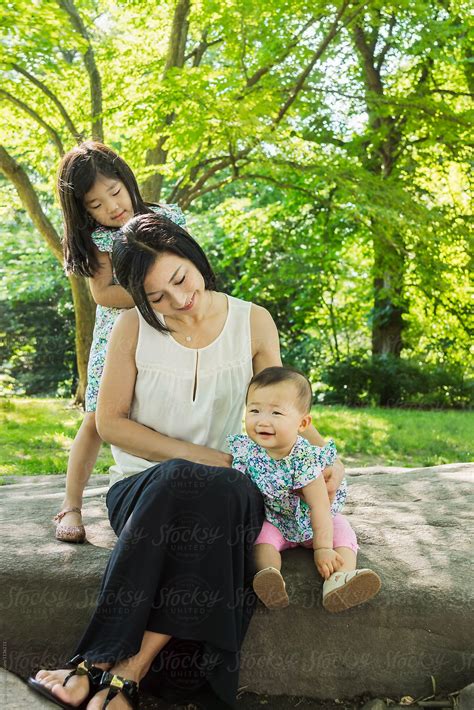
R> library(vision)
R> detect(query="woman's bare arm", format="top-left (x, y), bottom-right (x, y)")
top-left (250, 304), bottom-right (282, 373)
top-left (96, 309), bottom-right (231, 467)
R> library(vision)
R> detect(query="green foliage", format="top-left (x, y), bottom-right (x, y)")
top-left (320, 354), bottom-right (473, 409)
top-left (0, 0), bottom-right (472, 406)
top-left (0, 214), bottom-right (76, 396)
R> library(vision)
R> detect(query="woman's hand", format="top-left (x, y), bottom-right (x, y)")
top-left (323, 458), bottom-right (345, 503)
top-left (314, 548), bottom-right (344, 580)
top-left (192, 447), bottom-right (233, 469)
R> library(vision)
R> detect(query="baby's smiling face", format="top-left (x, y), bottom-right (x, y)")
top-left (245, 381), bottom-right (311, 459)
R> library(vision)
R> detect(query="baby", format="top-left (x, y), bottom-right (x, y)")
top-left (227, 366), bottom-right (381, 612)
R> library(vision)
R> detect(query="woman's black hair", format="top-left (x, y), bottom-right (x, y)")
top-left (113, 213), bottom-right (217, 334)
top-left (57, 141), bottom-right (153, 276)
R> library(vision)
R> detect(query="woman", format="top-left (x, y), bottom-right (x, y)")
top-left (29, 213), bottom-right (345, 710)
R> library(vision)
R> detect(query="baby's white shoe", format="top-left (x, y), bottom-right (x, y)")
top-left (253, 567), bottom-right (289, 609)
top-left (322, 568), bottom-right (381, 613)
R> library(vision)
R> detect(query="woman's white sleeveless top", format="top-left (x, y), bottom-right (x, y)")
top-left (109, 295), bottom-right (253, 486)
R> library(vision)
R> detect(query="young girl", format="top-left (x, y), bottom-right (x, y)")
top-left (53, 141), bottom-right (186, 543)
top-left (227, 366), bottom-right (382, 612)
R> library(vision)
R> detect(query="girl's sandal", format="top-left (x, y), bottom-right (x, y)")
top-left (54, 507), bottom-right (86, 544)
top-left (27, 655), bottom-right (106, 709)
top-left (322, 568), bottom-right (381, 613)
top-left (98, 670), bottom-right (140, 709)
top-left (253, 567), bottom-right (289, 609)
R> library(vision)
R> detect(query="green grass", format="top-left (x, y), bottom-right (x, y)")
top-left (311, 404), bottom-right (473, 467)
top-left (0, 397), bottom-right (113, 479)
top-left (0, 397), bottom-right (472, 479)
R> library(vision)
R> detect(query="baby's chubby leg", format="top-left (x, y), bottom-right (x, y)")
top-left (334, 545), bottom-right (357, 571)
top-left (322, 514), bottom-right (381, 612)
top-left (254, 542), bottom-right (282, 571)
top-left (252, 521), bottom-right (293, 609)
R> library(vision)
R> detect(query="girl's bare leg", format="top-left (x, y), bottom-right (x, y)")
top-left (33, 631), bottom-right (171, 709)
top-left (59, 411), bottom-right (102, 527)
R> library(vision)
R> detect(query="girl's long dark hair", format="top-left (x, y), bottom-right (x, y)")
top-left (57, 141), bottom-right (153, 276)
top-left (113, 213), bottom-right (217, 334)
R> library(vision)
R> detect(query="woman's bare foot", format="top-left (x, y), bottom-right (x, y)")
top-left (33, 667), bottom-right (90, 707)
top-left (86, 661), bottom-right (140, 709)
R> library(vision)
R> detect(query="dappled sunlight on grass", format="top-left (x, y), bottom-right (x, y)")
top-left (0, 397), bottom-right (114, 477)
top-left (311, 405), bottom-right (472, 467)
top-left (40, 432), bottom-right (75, 449)
top-left (1, 397), bottom-right (471, 476)
top-left (0, 464), bottom-right (16, 477)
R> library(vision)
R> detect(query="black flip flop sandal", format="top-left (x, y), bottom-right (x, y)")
top-left (27, 654), bottom-right (105, 709)
top-left (98, 670), bottom-right (140, 709)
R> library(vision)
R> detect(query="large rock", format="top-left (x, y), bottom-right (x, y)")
top-left (1, 464), bottom-right (473, 701)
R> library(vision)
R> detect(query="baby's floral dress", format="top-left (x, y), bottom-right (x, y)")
top-left (84, 204), bottom-right (186, 412)
top-left (227, 435), bottom-right (346, 543)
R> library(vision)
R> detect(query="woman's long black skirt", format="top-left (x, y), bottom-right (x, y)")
top-left (74, 459), bottom-right (264, 708)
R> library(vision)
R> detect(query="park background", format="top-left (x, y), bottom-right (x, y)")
top-left (0, 0), bottom-right (472, 478)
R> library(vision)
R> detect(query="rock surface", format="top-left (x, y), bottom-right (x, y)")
top-left (1, 464), bottom-right (473, 702)
top-left (459, 682), bottom-right (474, 710)
top-left (0, 668), bottom-right (54, 709)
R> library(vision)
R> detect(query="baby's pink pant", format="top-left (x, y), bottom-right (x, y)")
top-left (255, 514), bottom-right (359, 553)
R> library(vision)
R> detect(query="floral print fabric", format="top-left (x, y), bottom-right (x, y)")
top-left (227, 434), bottom-right (346, 542)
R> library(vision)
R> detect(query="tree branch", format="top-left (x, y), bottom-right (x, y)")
top-left (232, 172), bottom-right (317, 198)
top-left (0, 89), bottom-right (64, 155)
top-left (181, 176), bottom-right (235, 208)
top-left (184, 31), bottom-right (223, 67)
top-left (353, 23), bottom-right (384, 96)
top-left (11, 63), bottom-right (83, 142)
top-left (275, 0), bottom-right (367, 125)
top-left (0, 145), bottom-right (63, 261)
top-left (244, 15), bottom-right (319, 90)
top-left (180, 167), bottom-right (321, 208)
top-left (57, 0), bottom-right (103, 141)
top-left (166, 3), bottom-right (366, 207)
top-left (375, 13), bottom-right (396, 72)
top-left (171, 147), bottom-right (253, 205)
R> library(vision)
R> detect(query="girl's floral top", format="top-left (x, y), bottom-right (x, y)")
top-left (84, 204), bottom-right (186, 412)
top-left (227, 434), bottom-right (346, 543)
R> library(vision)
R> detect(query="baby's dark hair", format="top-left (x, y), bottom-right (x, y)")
top-left (57, 141), bottom-right (153, 276)
top-left (113, 212), bottom-right (216, 335)
top-left (246, 366), bottom-right (313, 413)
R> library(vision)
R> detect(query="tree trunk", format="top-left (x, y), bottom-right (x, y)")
top-left (352, 22), bottom-right (406, 359)
top-left (142, 0), bottom-right (190, 201)
top-left (68, 276), bottom-right (96, 404)
top-left (371, 233), bottom-right (405, 357)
